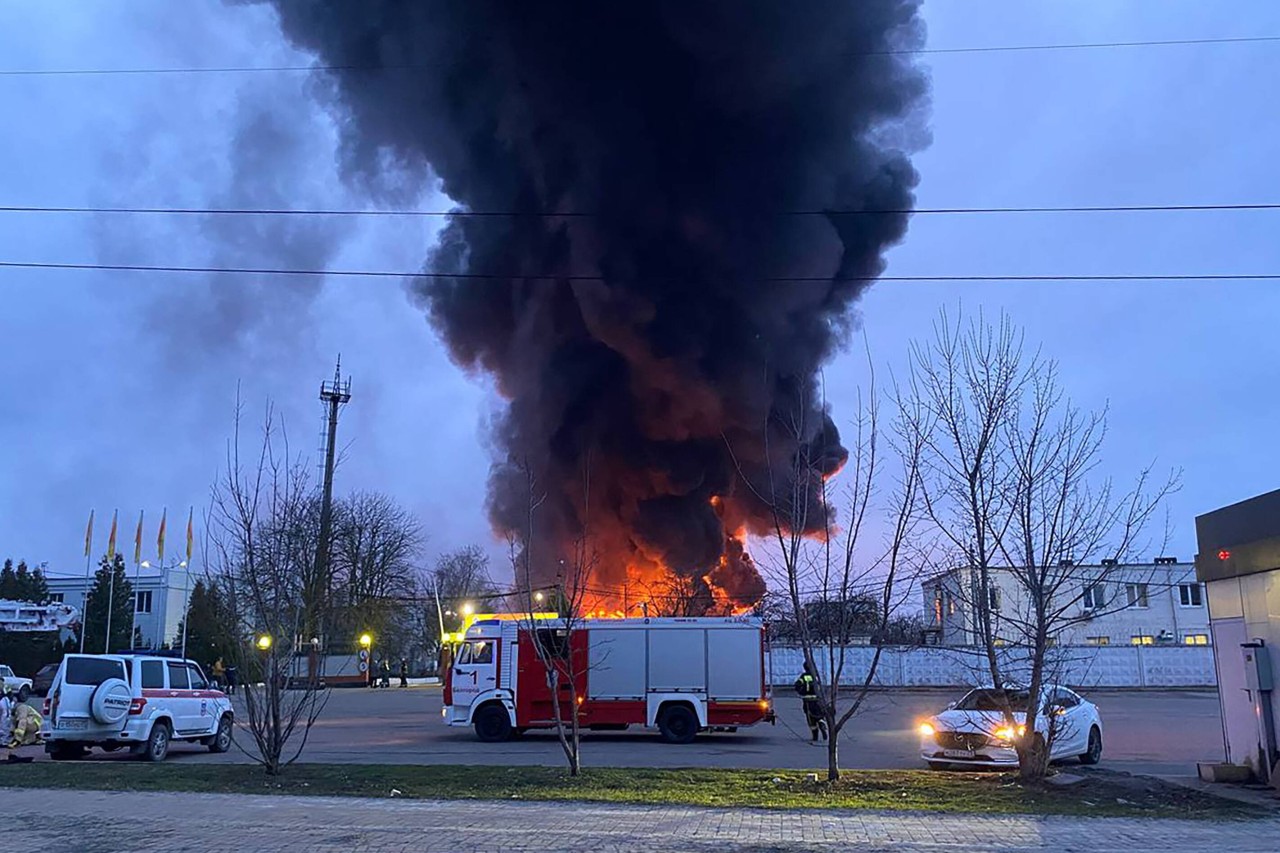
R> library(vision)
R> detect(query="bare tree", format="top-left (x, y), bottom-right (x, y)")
top-left (331, 490), bottom-right (423, 644)
top-left (510, 457), bottom-right (597, 776)
top-left (746, 378), bottom-right (927, 782)
top-left (207, 400), bottom-right (330, 775)
top-left (901, 309), bottom-right (1178, 780)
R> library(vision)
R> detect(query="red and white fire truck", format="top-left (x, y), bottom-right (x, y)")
top-left (442, 615), bottom-right (774, 743)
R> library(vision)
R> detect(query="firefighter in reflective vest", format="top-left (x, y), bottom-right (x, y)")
top-left (794, 663), bottom-right (828, 742)
top-left (4, 686), bottom-right (41, 763)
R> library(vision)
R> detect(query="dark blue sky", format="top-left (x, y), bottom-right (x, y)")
top-left (2, 1), bottom-right (1278, 585)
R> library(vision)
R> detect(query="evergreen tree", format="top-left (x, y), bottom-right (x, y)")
top-left (78, 554), bottom-right (134, 654)
top-left (13, 560), bottom-right (50, 604)
top-left (177, 579), bottom-right (236, 669)
top-left (0, 559), bottom-right (15, 598)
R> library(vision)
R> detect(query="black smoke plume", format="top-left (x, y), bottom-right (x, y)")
top-left (259, 0), bottom-right (930, 611)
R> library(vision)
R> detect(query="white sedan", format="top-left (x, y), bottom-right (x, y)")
top-left (0, 664), bottom-right (33, 702)
top-left (918, 685), bottom-right (1103, 769)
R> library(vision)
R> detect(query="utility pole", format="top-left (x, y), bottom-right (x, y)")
top-left (309, 357), bottom-right (351, 653)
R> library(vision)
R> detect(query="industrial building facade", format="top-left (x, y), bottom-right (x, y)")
top-left (46, 565), bottom-right (195, 649)
top-left (923, 560), bottom-right (1210, 648)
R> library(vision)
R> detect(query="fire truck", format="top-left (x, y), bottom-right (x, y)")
top-left (442, 615), bottom-right (774, 743)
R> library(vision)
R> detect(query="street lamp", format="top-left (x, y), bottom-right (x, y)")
top-left (534, 592), bottom-right (545, 604)
top-left (256, 634), bottom-right (273, 651)
top-left (461, 602), bottom-right (474, 616)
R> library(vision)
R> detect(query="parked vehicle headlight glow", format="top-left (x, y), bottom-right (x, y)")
top-left (994, 725), bottom-right (1025, 742)
top-left (918, 722), bottom-right (935, 737)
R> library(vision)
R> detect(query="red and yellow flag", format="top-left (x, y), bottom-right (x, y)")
top-left (185, 507), bottom-right (194, 563)
top-left (84, 509), bottom-right (95, 558)
top-left (157, 508), bottom-right (167, 563)
top-left (107, 510), bottom-right (118, 561)
top-left (134, 510), bottom-right (144, 565)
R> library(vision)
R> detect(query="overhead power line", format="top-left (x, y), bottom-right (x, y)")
top-left (2, 260), bottom-right (1277, 284)
top-left (2, 34), bottom-right (1278, 77)
top-left (3, 203), bottom-right (1279, 218)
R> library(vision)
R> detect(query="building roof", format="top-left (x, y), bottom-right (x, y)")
top-left (923, 560), bottom-right (1193, 586)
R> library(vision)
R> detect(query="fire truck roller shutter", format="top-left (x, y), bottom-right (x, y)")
top-left (587, 629), bottom-right (647, 700)
top-left (706, 629), bottom-right (763, 700)
top-left (647, 628), bottom-right (707, 692)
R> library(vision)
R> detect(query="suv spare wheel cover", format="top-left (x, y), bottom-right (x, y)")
top-left (90, 678), bottom-right (133, 724)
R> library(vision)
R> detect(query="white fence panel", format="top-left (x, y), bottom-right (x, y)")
top-left (766, 645), bottom-right (1216, 688)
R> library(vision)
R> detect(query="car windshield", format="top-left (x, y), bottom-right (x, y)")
top-left (954, 688), bottom-right (1030, 712)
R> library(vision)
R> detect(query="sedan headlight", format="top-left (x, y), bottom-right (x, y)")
top-left (918, 721), bottom-right (936, 737)
top-left (994, 725), bottom-right (1025, 742)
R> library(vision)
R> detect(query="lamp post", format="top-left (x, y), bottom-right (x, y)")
top-left (359, 632), bottom-right (373, 688)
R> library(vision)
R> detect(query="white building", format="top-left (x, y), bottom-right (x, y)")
top-left (47, 564), bottom-right (196, 649)
top-left (922, 559), bottom-right (1210, 648)
top-left (1196, 490), bottom-right (1280, 783)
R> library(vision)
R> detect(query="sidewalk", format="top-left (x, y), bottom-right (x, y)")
top-left (12, 787), bottom-right (1278, 852)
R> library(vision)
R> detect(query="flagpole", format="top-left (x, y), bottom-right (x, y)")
top-left (180, 507), bottom-right (194, 657)
top-left (79, 509), bottom-right (94, 653)
top-left (129, 509), bottom-right (144, 649)
top-left (104, 509), bottom-right (118, 654)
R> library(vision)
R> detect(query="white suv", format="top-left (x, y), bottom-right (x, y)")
top-left (43, 654), bottom-right (233, 761)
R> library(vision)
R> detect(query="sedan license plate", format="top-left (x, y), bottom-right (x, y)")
top-left (58, 718), bottom-right (88, 731)
top-left (942, 748), bottom-right (975, 759)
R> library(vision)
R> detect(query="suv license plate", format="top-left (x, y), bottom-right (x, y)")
top-left (942, 748), bottom-right (975, 759)
top-left (58, 719), bottom-right (88, 731)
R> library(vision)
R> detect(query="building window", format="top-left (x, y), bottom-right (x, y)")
top-left (1082, 583), bottom-right (1107, 610)
top-left (1125, 583), bottom-right (1149, 608)
top-left (1130, 635), bottom-right (1155, 646)
top-left (1183, 633), bottom-right (1209, 646)
top-left (933, 591), bottom-right (943, 625)
top-left (947, 594), bottom-right (956, 616)
top-left (48, 593), bottom-right (64, 604)
top-left (1086, 636), bottom-right (1111, 646)
top-left (987, 586), bottom-right (1001, 612)
top-left (135, 591), bottom-right (153, 614)
top-left (1178, 583), bottom-right (1203, 607)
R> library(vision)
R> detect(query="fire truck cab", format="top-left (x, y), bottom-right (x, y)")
top-left (442, 615), bottom-right (773, 743)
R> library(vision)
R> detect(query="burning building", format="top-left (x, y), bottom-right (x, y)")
top-left (260, 1), bottom-right (930, 614)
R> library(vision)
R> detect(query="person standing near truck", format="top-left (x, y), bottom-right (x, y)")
top-left (795, 663), bottom-right (828, 743)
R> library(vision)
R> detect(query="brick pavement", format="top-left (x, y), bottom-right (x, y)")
top-left (9, 788), bottom-right (1276, 852)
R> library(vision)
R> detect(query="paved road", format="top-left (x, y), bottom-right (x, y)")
top-left (35, 687), bottom-right (1225, 775)
top-left (11, 788), bottom-right (1276, 852)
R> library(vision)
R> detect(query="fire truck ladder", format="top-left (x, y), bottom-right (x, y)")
top-left (0, 599), bottom-right (80, 632)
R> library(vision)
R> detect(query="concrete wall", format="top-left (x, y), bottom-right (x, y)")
top-left (767, 644), bottom-right (1217, 689)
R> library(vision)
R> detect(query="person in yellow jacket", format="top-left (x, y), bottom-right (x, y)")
top-left (6, 688), bottom-right (42, 763)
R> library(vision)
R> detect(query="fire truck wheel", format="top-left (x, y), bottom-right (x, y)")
top-left (473, 704), bottom-right (514, 742)
top-left (657, 704), bottom-right (699, 744)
